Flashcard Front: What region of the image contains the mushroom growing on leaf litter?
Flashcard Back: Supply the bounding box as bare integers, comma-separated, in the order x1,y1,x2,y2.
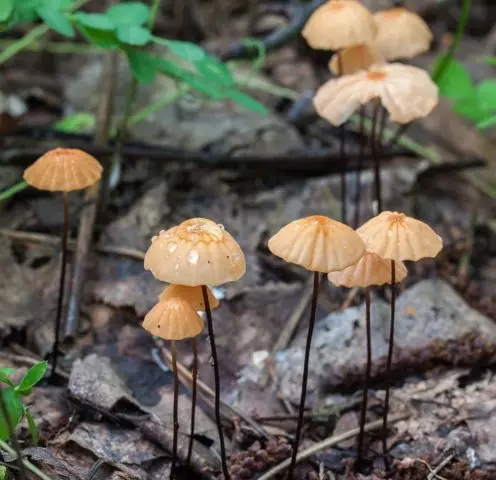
268,215,365,479
23,147,102,378
357,212,442,469
145,218,246,479
328,251,407,470
143,297,204,479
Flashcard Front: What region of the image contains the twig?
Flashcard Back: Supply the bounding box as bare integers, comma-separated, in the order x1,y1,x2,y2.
0,228,145,261
425,453,454,480
257,412,410,480
64,50,118,340
0,439,53,480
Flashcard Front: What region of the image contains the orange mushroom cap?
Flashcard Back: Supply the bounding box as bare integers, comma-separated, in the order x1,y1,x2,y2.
357,211,443,262
314,63,438,125
23,148,103,192
158,284,219,311
373,7,433,60
268,215,365,273
143,297,204,340
328,251,407,288
302,0,377,51
329,44,384,76
144,218,246,286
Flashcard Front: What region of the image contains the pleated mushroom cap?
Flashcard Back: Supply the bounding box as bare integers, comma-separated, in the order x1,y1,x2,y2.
357,211,443,262
329,44,384,76
268,215,365,273
373,8,433,60
302,0,377,51
328,251,407,288
23,148,103,192
143,297,204,340
144,218,246,286
158,284,219,311
314,63,438,126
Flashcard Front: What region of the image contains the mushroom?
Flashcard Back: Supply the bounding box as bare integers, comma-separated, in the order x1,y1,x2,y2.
328,252,407,470
357,212,442,469
373,7,433,61
159,284,219,467
314,63,438,213
23,148,103,377
302,0,377,224
268,215,365,478
143,297,204,479
144,218,246,479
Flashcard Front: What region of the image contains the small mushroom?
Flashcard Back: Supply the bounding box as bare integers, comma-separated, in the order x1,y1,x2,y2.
144,218,246,479
373,7,433,61
143,297,204,479
268,215,365,479
23,148,102,377
357,212,442,469
328,252,407,470
328,44,384,76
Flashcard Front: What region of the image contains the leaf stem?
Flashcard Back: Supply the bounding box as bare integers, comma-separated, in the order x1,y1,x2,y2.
0,439,53,480
0,181,28,202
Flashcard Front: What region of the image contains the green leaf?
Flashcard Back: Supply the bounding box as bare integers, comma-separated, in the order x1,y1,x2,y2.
77,24,119,48
16,361,47,394
36,5,75,37
0,465,6,480
9,0,40,25
106,2,149,26
126,50,158,84
116,24,151,46
0,388,23,440
434,57,474,101
225,90,267,115
73,12,115,31
476,114,496,130
0,0,13,22
195,55,234,87
159,39,206,62
475,79,496,111
54,112,96,133
0,368,15,377
24,408,38,445
0,374,14,388
50,0,72,10
453,96,491,123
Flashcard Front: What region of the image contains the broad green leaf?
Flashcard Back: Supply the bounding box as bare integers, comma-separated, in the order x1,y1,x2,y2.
477,114,496,129
165,39,206,62
195,55,234,87
180,74,224,98
0,0,13,22
54,112,96,133
116,24,151,46
17,361,47,394
107,2,149,26
434,57,473,101
36,5,75,37
0,388,23,440
24,408,38,445
0,374,14,388
225,90,268,115
9,0,40,25
51,0,72,10
453,96,491,123
0,368,15,377
73,12,115,31
77,24,119,48
126,50,158,84
0,465,6,480
475,79,496,110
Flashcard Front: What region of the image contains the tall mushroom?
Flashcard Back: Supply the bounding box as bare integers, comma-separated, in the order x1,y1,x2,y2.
23,148,102,377
328,251,407,469
302,0,377,224
143,297,204,479
268,215,365,479
159,284,219,467
314,63,438,213
357,212,442,469
144,218,246,479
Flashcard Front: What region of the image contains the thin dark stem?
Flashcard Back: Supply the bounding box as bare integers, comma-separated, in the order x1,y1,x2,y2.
202,285,229,479
337,51,347,224
356,288,372,470
186,337,198,467
50,191,69,378
287,271,320,480
0,389,27,480
353,105,366,229
170,340,179,480
371,101,382,214
377,106,388,152
381,261,396,471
